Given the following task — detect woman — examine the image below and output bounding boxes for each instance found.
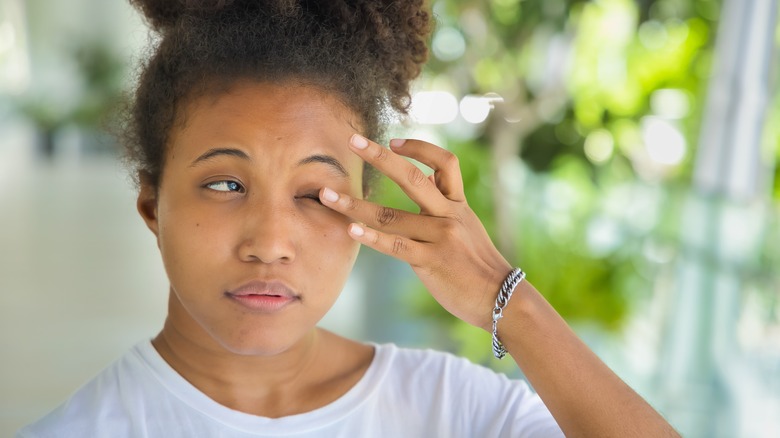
[19,0,678,436]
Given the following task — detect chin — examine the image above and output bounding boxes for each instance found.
[213,326,316,357]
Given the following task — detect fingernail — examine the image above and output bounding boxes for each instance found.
[351,134,369,149]
[389,138,406,148]
[322,187,339,203]
[349,223,365,237]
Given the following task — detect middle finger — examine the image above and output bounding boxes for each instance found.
[320,187,443,242]
[349,134,451,215]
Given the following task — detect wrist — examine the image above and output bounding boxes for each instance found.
[491,267,526,359]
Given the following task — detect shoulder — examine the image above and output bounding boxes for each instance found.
[376,343,515,383]
[370,344,563,437]
[375,343,528,400]
[17,342,154,438]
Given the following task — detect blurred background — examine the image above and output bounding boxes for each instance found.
[1,0,778,436]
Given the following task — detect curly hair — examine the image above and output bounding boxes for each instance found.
[124,0,432,192]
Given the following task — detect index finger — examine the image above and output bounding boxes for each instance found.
[349,134,451,215]
[389,138,465,202]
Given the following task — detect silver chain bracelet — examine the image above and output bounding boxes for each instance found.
[492,268,526,359]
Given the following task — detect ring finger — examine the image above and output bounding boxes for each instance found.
[320,187,442,242]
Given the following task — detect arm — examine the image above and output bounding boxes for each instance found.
[320,134,679,437]
[500,280,678,437]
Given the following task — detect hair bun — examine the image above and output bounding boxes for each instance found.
[130,0,239,31]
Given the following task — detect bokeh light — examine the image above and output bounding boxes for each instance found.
[409,91,458,125]
[641,116,686,165]
[432,27,466,62]
[584,129,615,164]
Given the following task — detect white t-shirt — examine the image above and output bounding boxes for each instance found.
[18,341,563,437]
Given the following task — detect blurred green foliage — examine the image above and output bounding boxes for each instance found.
[17,41,124,130]
[372,0,777,364]
[14,40,125,155]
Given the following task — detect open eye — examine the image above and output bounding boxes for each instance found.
[205,180,245,193]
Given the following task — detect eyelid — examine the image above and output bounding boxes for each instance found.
[299,192,324,205]
[204,180,245,193]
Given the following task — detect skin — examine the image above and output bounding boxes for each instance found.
[137,81,373,417]
[138,80,679,435]
[322,134,680,437]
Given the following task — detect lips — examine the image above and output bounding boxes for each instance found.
[225,280,300,312]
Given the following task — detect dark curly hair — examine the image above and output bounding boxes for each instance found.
[124,0,432,193]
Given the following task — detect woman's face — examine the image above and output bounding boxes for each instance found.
[138,81,364,356]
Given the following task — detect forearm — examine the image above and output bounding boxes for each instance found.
[497,280,679,437]
[324,135,677,435]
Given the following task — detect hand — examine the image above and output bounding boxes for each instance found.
[319,134,513,331]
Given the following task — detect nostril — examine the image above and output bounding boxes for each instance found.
[237,235,296,264]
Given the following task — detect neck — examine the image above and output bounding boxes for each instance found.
[157,318,319,379]
[152,317,330,417]
[151,289,374,417]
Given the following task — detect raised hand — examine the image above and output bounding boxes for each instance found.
[318,135,681,438]
[319,134,513,331]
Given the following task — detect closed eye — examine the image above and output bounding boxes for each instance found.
[297,193,324,205]
[205,180,245,193]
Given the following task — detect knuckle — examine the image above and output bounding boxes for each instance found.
[446,213,465,224]
[375,206,398,226]
[443,151,459,169]
[441,219,460,237]
[391,236,406,255]
[372,146,389,162]
[344,196,359,211]
[439,215,464,238]
[407,166,428,187]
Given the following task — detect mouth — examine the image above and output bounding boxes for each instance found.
[225,280,300,312]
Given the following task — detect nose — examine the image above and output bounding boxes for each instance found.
[237,201,297,264]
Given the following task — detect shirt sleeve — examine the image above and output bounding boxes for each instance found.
[439,353,565,438]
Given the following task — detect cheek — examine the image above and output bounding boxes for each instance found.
[157,201,234,268]
[308,227,359,305]
[307,216,360,265]
[325,229,360,259]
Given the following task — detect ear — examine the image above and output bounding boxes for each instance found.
[137,173,160,238]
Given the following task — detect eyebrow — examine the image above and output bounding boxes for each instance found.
[189,147,349,178]
[190,148,250,167]
[297,154,350,178]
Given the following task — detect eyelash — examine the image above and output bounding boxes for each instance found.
[203,180,323,205]
[204,180,245,193]
[299,193,324,205]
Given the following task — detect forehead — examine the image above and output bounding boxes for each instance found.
[168,80,363,162]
